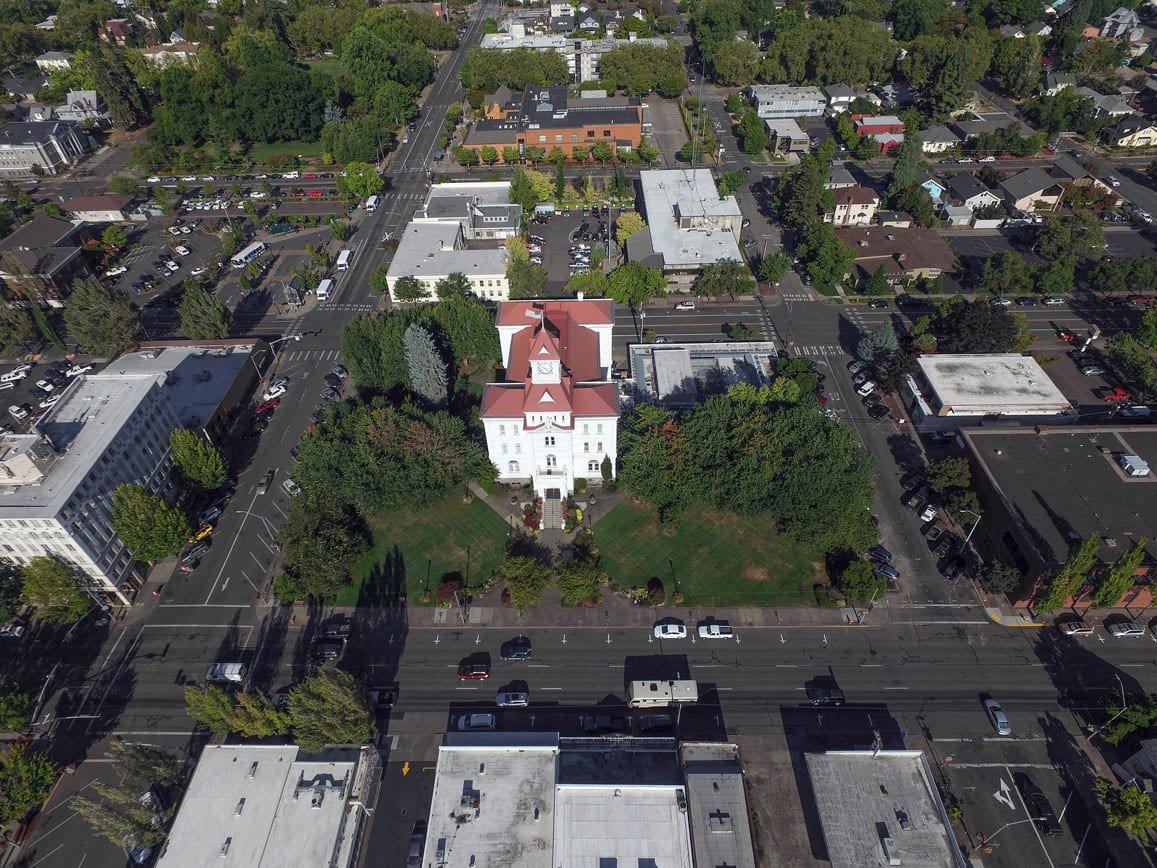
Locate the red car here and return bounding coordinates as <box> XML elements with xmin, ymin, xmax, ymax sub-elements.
<box><xmin>303</xmin><ymin>173</ymin><xmax>318</xmax><ymax>179</ymax></box>
<box><xmin>457</xmin><ymin>661</ymin><xmax>490</xmax><ymax>681</ymax></box>
<box><xmin>307</xmin><ymin>190</ymin><xmax>323</xmax><ymax>198</ymax></box>
<box><xmin>1057</xmin><ymin>328</ymin><xmax>1077</xmax><ymax>342</ymax></box>
<box><xmin>255</xmin><ymin>398</ymin><xmax>280</xmax><ymax>414</ymax></box>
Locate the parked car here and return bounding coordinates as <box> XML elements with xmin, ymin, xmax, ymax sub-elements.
<box><xmin>262</xmin><ymin>382</ymin><xmax>287</xmax><ymax>401</ymax></box>
<box><xmin>653</xmin><ymin>619</ymin><xmax>687</xmax><ymax>639</ymax></box>
<box><xmin>919</xmin><ymin>504</ymin><xmax>937</xmax><ymax>522</ymax></box>
<box><xmin>990</xmin><ymin>296</ymin><xmax>1012</xmax><ymax>306</ymax></box>
<box><xmin>983</xmin><ymin>697</ymin><xmax>1011</xmax><ymax>735</ymax></box>
<box><xmin>332</xmin><ymin>364</ymin><xmax>348</xmax><ymax>379</ymax></box>
<box><xmin>1015</xmin><ymin>773</ymin><xmax>1062</xmax><ymax>836</ymax></box>
<box><xmin>282</xmin><ymin>478</ymin><xmax>302</xmax><ymax>496</ymax></box>
<box><xmin>1057</xmin><ymin>619</ymin><xmax>1094</xmax><ymax>636</ymax></box>
<box><xmin>457</xmin><ymin>660</ymin><xmax>491</xmax><ymax>681</ymax></box>
<box><xmin>457</xmin><ymin>713</ymin><xmax>496</xmax><ymax>731</ymax></box>
<box><xmin>500</xmin><ymin>636</ymin><xmax>533</xmax><ymax>660</ymax></box>
<box><xmin>496</xmin><ymin>681</ymin><xmax>530</xmax><ymax>707</ymax></box>
<box><xmin>1108</xmin><ymin>621</ymin><xmax>1145</xmax><ymax>638</ymax></box>
<box><xmin>868</xmin><ymin>404</ymin><xmax>890</xmax><ymax>419</ymax></box>
<box><xmin>855</xmin><ymin>381</ymin><xmax>877</xmax><ymax>397</ymax></box>
<box><xmin>868</xmin><ymin>545</ymin><xmax>893</xmax><ymax>563</ymax></box>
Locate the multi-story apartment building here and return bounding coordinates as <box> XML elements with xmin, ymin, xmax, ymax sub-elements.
<box><xmin>479</xmin><ymin>32</ymin><xmax>669</xmax><ymax>84</ymax></box>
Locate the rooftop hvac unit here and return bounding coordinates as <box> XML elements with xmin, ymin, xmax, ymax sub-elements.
<box><xmin>881</xmin><ymin>835</ymin><xmax>901</xmax><ymax>866</ymax></box>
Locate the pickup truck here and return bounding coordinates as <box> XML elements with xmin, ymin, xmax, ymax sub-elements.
<box><xmin>697</xmin><ymin>619</ymin><xmax>734</xmax><ymax>639</ymax></box>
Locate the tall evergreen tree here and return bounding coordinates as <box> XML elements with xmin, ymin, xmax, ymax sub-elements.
<box><xmin>403</xmin><ymin>322</ymin><xmax>449</xmax><ymax>408</ymax></box>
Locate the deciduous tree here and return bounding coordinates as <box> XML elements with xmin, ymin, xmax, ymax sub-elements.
<box><xmin>693</xmin><ymin>259</ymin><xmax>755</xmax><ymax>299</ymax></box>
<box><xmin>20</xmin><ymin>556</ymin><xmax>88</xmax><ymax>623</ymax></box>
<box><xmin>111</xmin><ymin>485</ymin><xmax>190</xmax><ymax>562</ymax></box>
<box><xmin>335</xmin><ymin>162</ymin><xmax>384</xmax><ymax>200</ymax></box>
<box><xmin>838</xmin><ymin>560</ymin><xmax>885</xmax><ymax>603</ymax></box>
<box><xmin>496</xmin><ymin>555</ymin><xmax>552</xmax><ymax>612</ymax></box>
<box><xmin>169</xmin><ymin>429</ymin><xmax>227</xmax><ymax>492</ymax></box>
<box><xmin>607</xmin><ymin>261</ymin><xmax>666</xmax><ymax>308</ymax></box>
<box><xmin>179</xmin><ymin>280</ymin><xmax>232</xmax><ymax>340</ymax></box>
<box><xmin>615</xmin><ymin>211</ymin><xmax>646</xmax><ymax>244</ymax></box>
<box><xmin>1095</xmin><ymin>778</ymin><xmax>1157</xmax><ymax>837</ymax></box>
<box><xmin>392</xmin><ymin>275</ymin><xmax>426</xmax><ymax>302</ymax></box>
<box><xmin>1035</xmin><ymin>533</ymin><xmax>1100</xmax><ymax>613</ymax></box>
<box><xmin>1092</xmin><ymin>539</ymin><xmax>1149</xmax><ymax>608</ymax></box>
<box><xmin>0</xmin><ymin>743</ymin><xmax>57</xmax><ymax>826</ymax></box>
<box><xmin>289</xmin><ymin>669</ymin><xmax>374</xmax><ymax>752</ymax></box>
<box><xmin>276</xmin><ymin>500</ymin><xmax>370</xmax><ymax>602</ymax></box>
<box><xmin>63</xmin><ymin>280</ymin><xmax>139</xmax><ymax>357</ymax></box>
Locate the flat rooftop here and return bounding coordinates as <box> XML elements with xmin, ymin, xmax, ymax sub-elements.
<box><xmin>964</xmin><ymin>426</ymin><xmax>1157</xmax><ymax>565</ymax></box>
<box><xmin>0</xmin><ymin>344</ymin><xmax>253</xmax><ymax>516</ymax></box>
<box><xmin>916</xmin><ymin>354</ymin><xmax>1071</xmax><ymax>415</ymax></box>
<box><xmin>554</xmin><ymin>784</ymin><xmax>694</xmax><ymax>866</ymax></box>
<box><xmin>628</xmin><ymin>341</ymin><xmax>777</xmax><ymax>404</ymax></box>
<box><xmin>682</xmin><ymin>743</ymin><xmax>756</xmax><ymax>868</ymax></box>
<box><xmin>427</xmin><ymin>737</ymin><xmax>558</xmax><ymax>868</ymax></box>
<box><xmin>157</xmin><ymin>744</ymin><xmax>373</xmax><ymax>868</ymax></box>
<box><xmin>386</xmin><ymin>222</ymin><xmax>508</xmax><ymax>281</ymax></box>
<box><xmin>806</xmin><ymin>751</ymin><xmax>966</xmax><ymax>868</ymax></box>
<box><xmin>639</xmin><ymin>169</ymin><xmax>744</xmax><ymax>270</ymax></box>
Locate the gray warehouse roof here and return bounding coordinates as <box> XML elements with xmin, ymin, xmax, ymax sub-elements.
<box><xmin>638</xmin><ymin>169</ymin><xmax>744</xmax><ymax>271</ymax></box>
<box><xmin>915</xmin><ymin>354</ymin><xmax>1070</xmax><ymax>416</ymax></box>
<box><xmin>806</xmin><ymin>751</ymin><xmax>967</xmax><ymax>868</ymax></box>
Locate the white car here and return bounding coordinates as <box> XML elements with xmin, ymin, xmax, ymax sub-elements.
<box><xmin>146</xmin><ymin>176</ymin><xmax>161</xmax><ymax>183</ymax></box>
<box><xmin>262</xmin><ymin>383</ymin><xmax>287</xmax><ymax>401</ymax></box>
<box><xmin>66</xmin><ymin>364</ymin><xmax>93</xmax><ymax>377</ymax></box>
<box><xmin>282</xmin><ymin>171</ymin><xmax>300</xmax><ymax>179</ymax></box>
<box><xmin>1108</xmin><ymin>621</ymin><xmax>1145</xmax><ymax>638</ymax></box>
<box><xmin>990</xmin><ymin>296</ymin><xmax>1013</xmax><ymax>306</ymax></box>
<box><xmin>282</xmin><ymin>478</ymin><xmax>301</xmax><ymax>496</ymax></box>
<box><xmin>8</xmin><ymin>405</ymin><xmax>29</xmax><ymax>420</ymax></box>
<box><xmin>653</xmin><ymin>620</ymin><xmax>688</xmax><ymax>639</ymax></box>
<box><xmin>35</xmin><ymin>380</ymin><xmax>54</xmax><ymax>392</ymax></box>
<box><xmin>103</xmin><ymin>265</ymin><xmax>127</xmax><ymax>277</ymax></box>
<box><xmin>180</xmin><ymin>225</ymin><xmax>192</xmax><ymax>234</ymax></box>
<box><xmin>38</xmin><ymin>394</ymin><xmax>60</xmax><ymax>409</ymax></box>
<box><xmin>978</xmin><ymin>156</ymin><xmax>996</xmax><ymax>163</ymax></box>
<box><xmin>855</xmin><ymin>381</ymin><xmax>877</xmax><ymax>397</ymax></box>
<box><xmin>1106</xmin><ymin>176</ymin><xmax>1120</xmax><ymax>187</ymax></box>
<box><xmin>674</xmin><ymin>301</ymin><xmax>696</xmax><ymax>311</ymax></box>
<box><xmin>174</xmin><ymin>245</ymin><xmax>191</xmax><ymax>256</ymax></box>
<box><xmin>1042</xmin><ymin>296</ymin><xmax>1066</xmax><ymax>306</ymax></box>
<box><xmin>457</xmin><ymin>713</ymin><xmax>496</xmax><ymax>731</ymax></box>
<box><xmin>190</xmin><ymin>266</ymin><xmax>207</xmax><ymax>277</ymax></box>
<box><xmin>168</xmin><ymin>226</ymin><xmax>183</xmax><ymax>236</ymax></box>
<box><xmin>249</xmin><ymin>191</ymin><xmax>268</xmax><ymax>199</ymax></box>
<box><xmin>181</xmin><ymin>175</ymin><xmax>197</xmax><ymax>182</ymax></box>
<box><xmin>919</xmin><ymin>504</ymin><xmax>937</xmax><ymax>522</ymax></box>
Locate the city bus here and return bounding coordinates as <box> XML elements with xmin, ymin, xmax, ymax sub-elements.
<box><xmin>230</xmin><ymin>241</ymin><xmax>266</xmax><ymax>269</ymax></box>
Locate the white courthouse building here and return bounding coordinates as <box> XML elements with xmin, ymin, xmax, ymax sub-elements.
<box><xmin>481</xmin><ymin>299</ymin><xmax>619</xmax><ymax>510</ymax></box>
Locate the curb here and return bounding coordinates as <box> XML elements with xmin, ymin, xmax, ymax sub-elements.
<box><xmin>984</xmin><ymin>607</ymin><xmax>1044</xmax><ymax>628</ymax></box>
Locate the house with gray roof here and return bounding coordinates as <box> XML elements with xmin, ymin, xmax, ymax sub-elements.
<box><xmin>1075</xmin><ymin>86</ymin><xmax>1134</xmax><ymax>118</ymax></box>
<box><xmin>918</xmin><ymin>125</ymin><xmax>960</xmax><ymax>154</ymax></box>
<box><xmin>999</xmin><ymin>168</ymin><xmax>1064</xmax><ymax>213</ymax></box>
<box><xmin>946</xmin><ymin>174</ymin><xmax>1001</xmax><ymax>211</ymax></box>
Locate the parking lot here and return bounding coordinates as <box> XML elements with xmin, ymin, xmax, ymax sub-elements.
<box><xmin>529</xmin><ymin>207</ymin><xmax>615</xmax><ymax>294</ymax></box>
<box><xmin>2</xmin><ymin>359</ymin><xmax>96</xmax><ymax>432</ymax></box>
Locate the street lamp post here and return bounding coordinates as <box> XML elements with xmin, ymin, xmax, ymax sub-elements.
<box><xmin>959</xmin><ymin>508</ymin><xmax>982</xmax><ymax>548</ymax></box>
<box><xmin>979</xmin><ymin>817</ymin><xmax>1048</xmax><ymax>847</ymax></box>
<box><xmin>1088</xmin><ymin>674</ymin><xmax>1128</xmax><ymax>740</ymax></box>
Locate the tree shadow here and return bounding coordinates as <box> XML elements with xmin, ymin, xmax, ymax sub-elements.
<box><xmin>230</xmin><ymin>287</ymin><xmax>273</xmax><ymax>335</ymax></box>
<box><xmin>357</xmin><ymin>546</ymin><xmax>408</xmax><ymax>608</ymax></box>
<box><xmin>836</xmin><ymin>313</ymin><xmax>865</xmax><ymax>356</ymax></box>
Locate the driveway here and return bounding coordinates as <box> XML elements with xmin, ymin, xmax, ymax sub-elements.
<box><xmin>646</xmin><ymin>97</ymin><xmax>689</xmax><ymax>168</ymax></box>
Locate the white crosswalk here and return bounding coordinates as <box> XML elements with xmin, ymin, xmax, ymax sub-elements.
<box><xmin>320</xmin><ymin>302</ymin><xmax>377</xmax><ymax>313</ymax></box>
<box><xmin>788</xmin><ymin>344</ymin><xmax>845</xmax><ymax>357</ymax></box>
<box><xmin>282</xmin><ymin>348</ymin><xmax>343</xmax><ymax>362</ymax></box>
<box><xmin>778</xmin><ymin>291</ymin><xmax>814</xmax><ymax>301</ymax></box>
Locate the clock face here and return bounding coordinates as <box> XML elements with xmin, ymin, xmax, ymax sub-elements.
<box><xmin>536</xmin><ymin>362</ymin><xmax>553</xmax><ymax>374</ymax></box>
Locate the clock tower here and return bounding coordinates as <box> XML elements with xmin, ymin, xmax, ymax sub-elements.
<box><xmin>530</xmin><ymin>356</ymin><xmax>560</xmax><ymax>384</ymax></box>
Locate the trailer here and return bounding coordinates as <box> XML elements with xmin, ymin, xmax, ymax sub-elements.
<box><xmin>627</xmin><ymin>679</ymin><xmax>698</xmax><ymax>708</ymax></box>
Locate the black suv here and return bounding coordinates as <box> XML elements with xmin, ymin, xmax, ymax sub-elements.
<box><xmin>311</xmin><ymin>637</ymin><xmax>345</xmax><ymax>663</ymax></box>
<box><xmin>1015</xmin><ymin>774</ymin><xmax>1062</xmax><ymax>836</ymax></box>
<box><xmin>500</xmin><ymin>635</ymin><xmax>532</xmax><ymax>660</ymax></box>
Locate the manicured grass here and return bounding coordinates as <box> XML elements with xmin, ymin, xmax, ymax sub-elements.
<box><xmin>305</xmin><ymin>58</ymin><xmax>344</xmax><ymax>79</ymax></box>
<box><xmin>335</xmin><ymin>495</ymin><xmax>512</xmax><ymax>606</ymax></box>
<box><xmin>594</xmin><ymin>499</ymin><xmax>821</xmax><ymax>607</ymax></box>
<box><xmin>247</xmin><ymin>140</ymin><xmax>327</xmax><ymax>165</ymax></box>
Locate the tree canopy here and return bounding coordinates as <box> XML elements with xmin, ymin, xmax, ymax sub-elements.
<box><xmin>275</xmin><ymin>498</ymin><xmax>371</xmax><ymax>602</ymax></box>
<box><xmin>111</xmin><ymin>485</ymin><xmax>190</xmax><ymax>562</ymax></box>
<box><xmin>179</xmin><ymin>280</ymin><xmax>232</xmax><ymax>341</ymax></box>
<box><xmin>20</xmin><ymin>556</ymin><xmax>88</xmax><ymax>623</ymax></box>
<box><xmin>289</xmin><ymin>669</ymin><xmax>374</xmax><ymax>752</ymax></box>
<box><xmin>619</xmin><ymin>385</ymin><xmax>876</xmax><ymax>551</ymax></box>
<box><xmin>63</xmin><ymin>280</ymin><xmax>139</xmax><ymax>357</ymax></box>
<box><xmin>169</xmin><ymin>429</ymin><xmax>228</xmax><ymax>492</ymax></box>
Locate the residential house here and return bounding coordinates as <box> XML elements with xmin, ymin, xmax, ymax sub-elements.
<box><xmin>826</xmin><ymin>166</ymin><xmax>857</xmax><ymax>190</ymax></box>
<box><xmin>1025</xmin><ymin>21</ymin><xmax>1053</xmax><ymax>36</ymax></box>
<box><xmin>823</xmin><ymin>186</ymin><xmax>879</xmax><ymax>226</ymax></box>
<box><xmin>577</xmin><ymin>12</ymin><xmax>600</xmax><ymax>31</ymax></box>
<box><xmin>1101</xmin><ymin>6</ymin><xmax>1141</xmax><ymax>39</ymax></box>
<box><xmin>764</xmin><ymin>119</ymin><xmax>810</xmax><ymax>154</ymax></box>
<box><xmin>630</xmin><ymin>169</ymin><xmax>744</xmax><ymax>290</ymax></box>
<box><xmin>29</xmin><ymin>90</ymin><xmax>104</xmax><ymax>124</ymax></box>
<box><xmin>835</xmin><ymin>226</ymin><xmax>957</xmax><ymax>286</ymax></box>
<box><xmin>1075</xmin><ymin>86</ymin><xmax>1134</xmax><ymax>118</ymax></box>
<box><xmin>999</xmin><ymin>24</ymin><xmax>1027</xmax><ymax>38</ymax></box>
<box><xmin>825</xmin><ymin>83</ymin><xmax>856</xmax><ymax>114</ymax></box>
<box><xmin>481</xmin><ymin>299</ymin><xmax>619</xmax><ymax>508</ymax></box>
<box><xmin>999</xmin><ymin>168</ymin><xmax>1064</xmax><ymax>212</ymax></box>
<box><xmin>919</xmin><ymin>173</ymin><xmax>948</xmax><ymax>204</ymax></box>
<box><xmin>464</xmin><ymin>87</ymin><xmax>642</xmax><ymax>160</ymax></box>
<box><xmin>0</xmin><ymin>214</ymin><xmax>92</xmax><ymax>304</ymax></box>
<box><xmin>950</xmin><ymin>113</ymin><xmax>1033</xmax><ymax>142</ymax></box>
<box><xmin>0</xmin><ymin>120</ymin><xmax>86</xmax><ymax>179</ymax></box>
<box><xmin>1040</xmin><ymin>71</ymin><xmax>1076</xmax><ymax>96</ymax></box>
<box><xmin>1105</xmin><ymin>117</ymin><xmax>1157</xmax><ymax>147</ymax></box>
<box><xmin>918</xmin><ymin>125</ymin><xmax>960</xmax><ymax>154</ymax></box>
<box><xmin>100</xmin><ymin>18</ymin><xmax>135</xmax><ymax>46</ymax></box>
<box><xmin>2</xmin><ymin>74</ymin><xmax>48</xmax><ymax>102</ymax></box>
<box><xmin>1049</xmin><ymin>154</ymin><xmax>1112</xmax><ymax>194</ymax></box>
<box><xmin>746</xmin><ymin>85</ymin><xmax>827</xmax><ymax>120</ymax></box>
<box><xmin>945</xmin><ymin>174</ymin><xmax>1002</xmax><ymax>211</ymax></box>
<box><xmin>853</xmin><ymin>115</ymin><xmax>905</xmax><ymax>153</ymax></box>
<box><xmin>141</xmin><ymin>42</ymin><xmax>200</xmax><ymax>67</ymax></box>
<box><xmin>939</xmin><ymin>204</ymin><xmax>974</xmax><ymax>226</ymax></box>
<box><xmin>876</xmin><ymin>211</ymin><xmax>913</xmax><ymax>228</ymax></box>
<box><xmin>34</xmin><ymin>51</ymin><xmax>73</xmax><ymax>72</ymax></box>
<box><xmin>62</xmin><ymin>195</ymin><xmax>133</xmax><ymax>223</ymax></box>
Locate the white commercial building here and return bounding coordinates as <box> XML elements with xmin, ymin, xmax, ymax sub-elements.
<box><xmin>479</xmin><ymin>32</ymin><xmax>670</xmax><ymax>83</ymax></box>
<box><xmin>631</xmin><ymin>169</ymin><xmax>744</xmax><ymax>289</ymax></box>
<box><xmin>0</xmin><ymin>120</ymin><xmax>86</xmax><ymax>179</ymax></box>
<box><xmin>426</xmin><ymin>733</ymin><xmax>700</xmax><ymax>868</ymax></box>
<box><xmin>0</xmin><ymin>343</ymin><xmax>262</xmax><ymax>605</ymax></box>
<box><xmin>746</xmin><ymin>84</ymin><xmax>827</xmax><ymax>120</ymax></box>
<box><xmin>385</xmin><ymin>221</ymin><xmax>509</xmax><ymax>302</ymax></box>
<box><xmin>902</xmin><ymin>354</ymin><xmax>1074</xmax><ymax>431</ymax></box>
<box><xmin>413</xmin><ymin>180</ymin><xmax>522</xmax><ymax>240</ymax></box>
<box><xmin>481</xmin><ymin>299</ymin><xmax>618</xmax><ymax>512</ymax></box>
<box><xmin>157</xmin><ymin>744</ymin><xmax>381</xmax><ymax>868</ymax></box>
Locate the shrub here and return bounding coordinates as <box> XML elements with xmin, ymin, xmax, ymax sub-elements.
<box><xmin>646</xmin><ymin>576</ymin><xmax>666</xmax><ymax>605</ymax></box>
<box><xmin>435</xmin><ymin>575</ymin><xmax>463</xmax><ymax>602</ymax></box>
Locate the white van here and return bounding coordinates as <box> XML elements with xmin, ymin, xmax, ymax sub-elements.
<box><xmin>365</xmin><ymin>195</ymin><xmax>379</xmax><ymax>213</ymax></box>
<box><xmin>0</xmin><ymin>365</ymin><xmax>31</xmax><ymax>384</ymax></box>
<box><xmin>335</xmin><ymin>249</ymin><xmax>352</xmax><ymax>271</ymax></box>
<box><xmin>315</xmin><ymin>278</ymin><xmax>334</xmax><ymax>301</ymax></box>
<box><xmin>674</xmin><ymin>300</ymin><xmax>696</xmax><ymax>311</ymax></box>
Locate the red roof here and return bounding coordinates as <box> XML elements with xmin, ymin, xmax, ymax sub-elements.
<box><xmin>483</xmin><ymin>299</ymin><xmax>614</xmax><ymax>422</ymax></box>
<box><xmin>496</xmin><ymin>299</ymin><xmax>613</xmax><ymax>327</ymax></box>
<box><xmin>834</xmin><ymin>186</ymin><xmax>879</xmax><ymax>206</ymax></box>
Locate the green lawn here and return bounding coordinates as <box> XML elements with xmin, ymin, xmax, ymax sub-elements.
<box><xmin>305</xmin><ymin>58</ymin><xmax>344</xmax><ymax>79</ymax></box>
<box><xmin>247</xmin><ymin>140</ymin><xmax>327</xmax><ymax>165</ymax></box>
<box><xmin>595</xmin><ymin>499</ymin><xmax>821</xmax><ymax>606</ymax></box>
<box><xmin>335</xmin><ymin>495</ymin><xmax>512</xmax><ymax>606</ymax></box>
